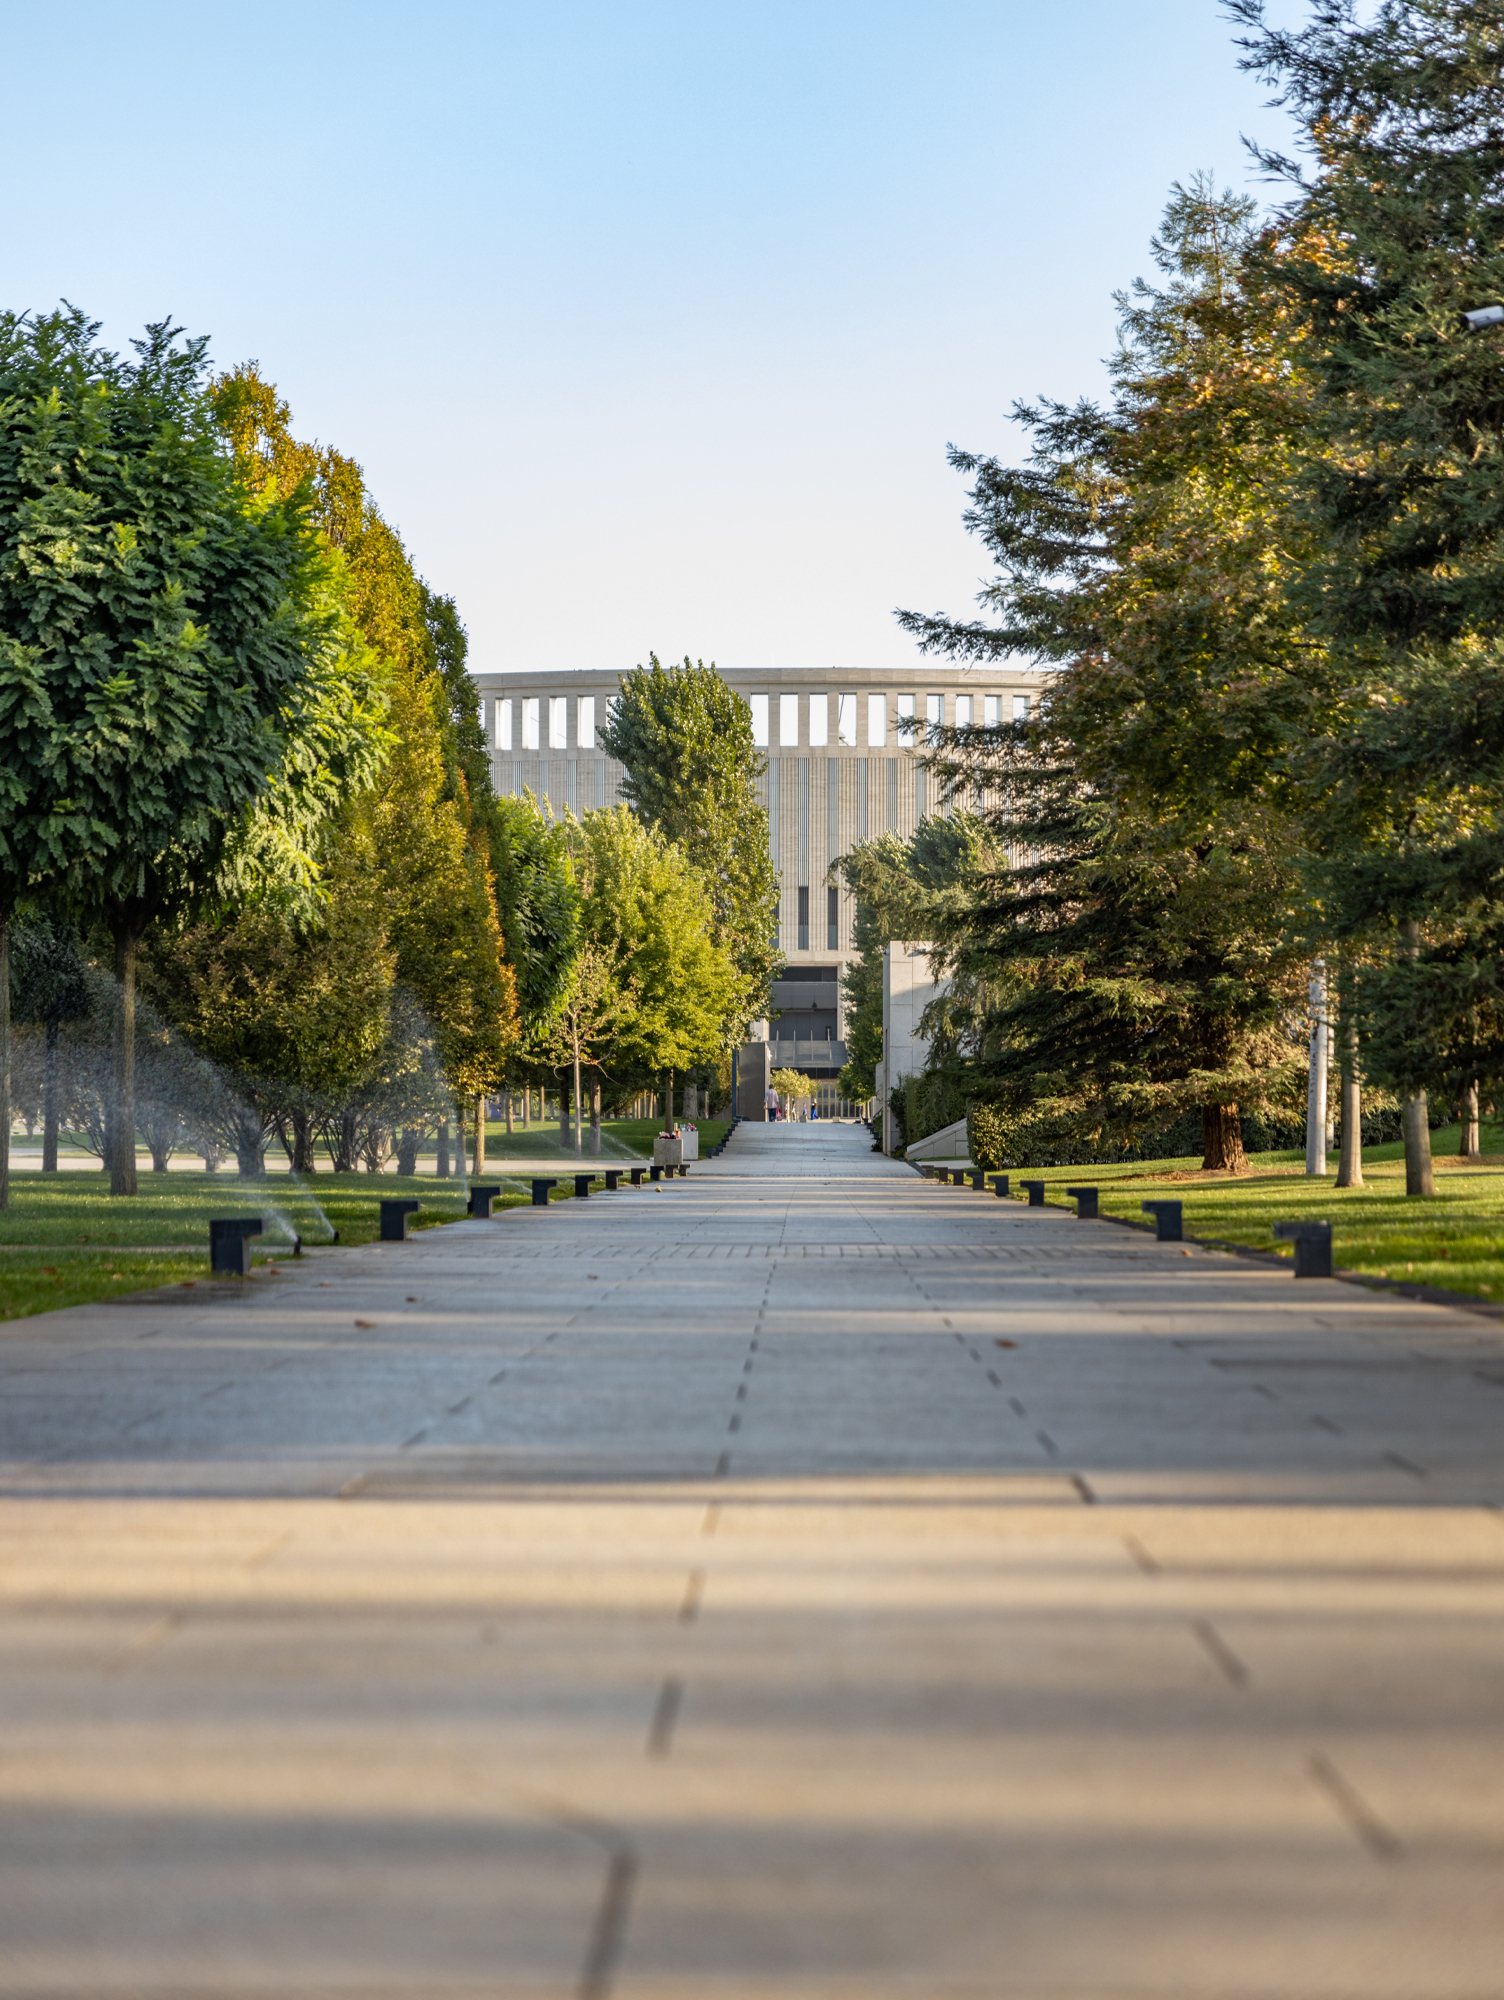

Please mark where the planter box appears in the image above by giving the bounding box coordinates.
[652,1128,700,1167]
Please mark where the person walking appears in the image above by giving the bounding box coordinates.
[764,1084,779,1123]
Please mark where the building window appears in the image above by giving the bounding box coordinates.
[549,696,567,749]
[578,696,595,749]
[798,885,809,952]
[809,694,828,747]
[836,693,856,746]
[984,694,1000,727]
[955,694,972,727]
[750,693,769,746]
[498,698,513,751]
[522,697,540,750]
[1013,694,1031,721]
[867,693,886,747]
[779,693,799,746]
[827,884,838,949]
[896,693,916,737]
[926,693,944,738]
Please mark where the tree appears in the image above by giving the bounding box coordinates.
[601,655,779,1035]
[1232,0,1504,1191]
[895,182,1318,1169]
[144,820,395,1175]
[564,806,742,1094]
[9,915,89,1171]
[210,362,519,1152]
[0,310,384,1196]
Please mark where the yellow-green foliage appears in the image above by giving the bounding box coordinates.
[967,1102,1008,1171]
[208,365,518,1098]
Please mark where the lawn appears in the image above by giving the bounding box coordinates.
[0,1139,721,1323]
[978,1121,1504,1302]
[479,1115,732,1159]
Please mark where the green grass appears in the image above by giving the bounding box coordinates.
[480,1115,732,1160]
[0,1246,213,1322]
[984,1121,1504,1302]
[0,1146,711,1323]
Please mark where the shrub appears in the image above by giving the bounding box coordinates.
[967,1103,1008,1171]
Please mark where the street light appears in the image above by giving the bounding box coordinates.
[1463,305,1504,329]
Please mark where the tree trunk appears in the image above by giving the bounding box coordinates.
[473,1094,486,1175]
[110,927,138,1197]
[234,1102,266,1179]
[397,1127,419,1176]
[1460,1081,1480,1159]
[505,1092,514,1137]
[1403,1091,1435,1196]
[1200,1102,1246,1173]
[42,1014,58,1173]
[559,1077,572,1149]
[1336,1012,1363,1188]
[1304,958,1329,1176]
[453,1102,467,1179]
[1399,921,1435,1196]
[572,1036,583,1156]
[589,1070,601,1156]
[522,1088,530,1129]
[0,917,10,1213]
[436,1117,450,1178]
[292,1108,317,1173]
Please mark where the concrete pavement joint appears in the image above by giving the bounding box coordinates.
[1308,1753,1404,1861]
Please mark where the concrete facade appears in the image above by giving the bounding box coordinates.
[878,938,947,1152]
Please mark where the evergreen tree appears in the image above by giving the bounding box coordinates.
[1234,0,1504,1188]
[601,655,779,1033]
[897,182,1317,1168]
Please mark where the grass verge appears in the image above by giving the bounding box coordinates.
[979,1121,1504,1302]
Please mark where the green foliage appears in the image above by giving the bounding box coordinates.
[600,654,779,1028]
[0,314,384,931]
[1229,1,1504,1111]
[898,184,1316,1170]
[489,793,583,1042]
[770,1067,816,1103]
[565,806,743,1083]
[966,1102,1008,1172]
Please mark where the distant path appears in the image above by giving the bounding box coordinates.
[0,1122,1499,1992]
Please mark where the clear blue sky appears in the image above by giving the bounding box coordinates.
[0,1,1303,678]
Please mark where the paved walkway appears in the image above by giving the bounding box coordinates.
[1,1119,1500,1996]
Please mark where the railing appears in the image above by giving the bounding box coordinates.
[771,1039,846,1067]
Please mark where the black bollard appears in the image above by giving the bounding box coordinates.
[468,1184,502,1219]
[988,1175,1010,1199]
[650,1165,662,1183]
[1274,1219,1333,1278]
[1142,1199,1183,1241]
[629,1168,646,1187]
[1065,1185,1099,1218]
[530,1178,558,1208]
[573,1174,594,1199]
[604,1170,621,1191]
[210,1216,265,1276]
[968,1169,987,1191]
[1021,1180,1047,1207]
[380,1199,421,1242]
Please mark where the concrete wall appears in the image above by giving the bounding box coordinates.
[881,942,946,1155]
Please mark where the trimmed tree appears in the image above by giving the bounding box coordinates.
[0,309,383,1195]
[600,655,779,1035]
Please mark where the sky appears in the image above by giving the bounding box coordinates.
[0,1,1307,680]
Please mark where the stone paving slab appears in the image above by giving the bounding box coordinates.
[0,1118,1499,1994]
